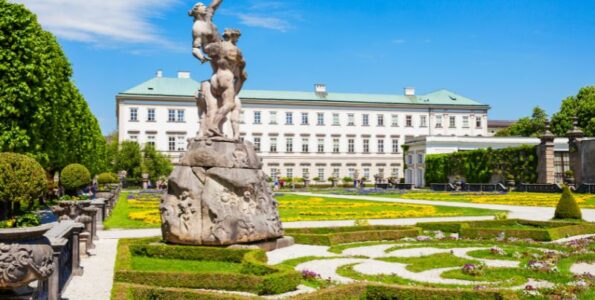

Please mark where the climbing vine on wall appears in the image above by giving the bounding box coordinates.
[424,145,538,184]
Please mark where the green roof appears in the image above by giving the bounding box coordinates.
[120,76,487,107]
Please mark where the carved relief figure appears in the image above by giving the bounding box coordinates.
[177,192,196,234]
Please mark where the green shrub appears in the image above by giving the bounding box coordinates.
[554,186,582,220]
[0,153,47,222]
[286,226,420,246]
[61,163,91,194]
[425,145,538,185]
[97,172,119,185]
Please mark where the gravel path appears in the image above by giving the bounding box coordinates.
[294,192,595,222]
[570,262,595,275]
[267,244,337,265]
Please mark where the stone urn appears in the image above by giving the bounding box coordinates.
[0,224,55,298]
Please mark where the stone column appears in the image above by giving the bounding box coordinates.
[537,122,555,184]
[567,117,585,185]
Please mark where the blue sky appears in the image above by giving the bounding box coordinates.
[15,0,595,134]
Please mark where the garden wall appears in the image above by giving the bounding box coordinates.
[424,145,538,185]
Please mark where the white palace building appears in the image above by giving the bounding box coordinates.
[117,71,490,182]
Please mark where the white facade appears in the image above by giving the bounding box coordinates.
[404,136,570,187]
[117,73,490,183]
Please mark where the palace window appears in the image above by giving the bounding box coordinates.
[318,168,325,180]
[317,138,325,153]
[270,168,278,179]
[301,112,309,125]
[147,109,155,122]
[286,168,293,178]
[377,114,384,126]
[348,168,355,178]
[176,135,186,151]
[332,138,340,153]
[147,135,156,147]
[302,168,309,177]
[332,113,340,126]
[168,109,175,122]
[405,115,413,127]
[317,113,324,125]
[269,111,277,124]
[392,139,399,153]
[302,138,309,153]
[348,139,355,153]
[391,168,399,177]
[420,115,427,128]
[129,135,138,142]
[254,111,261,124]
[449,116,456,128]
[417,154,424,164]
[270,137,277,153]
[332,168,340,178]
[168,136,175,151]
[285,112,293,125]
[347,114,355,126]
[253,137,261,152]
[362,114,369,126]
[363,139,370,153]
[436,115,443,128]
[377,139,384,153]
[177,110,185,122]
[363,168,370,179]
[391,114,399,127]
[286,137,293,153]
[463,116,470,128]
[130,108,138,121]
[476,117,482,128]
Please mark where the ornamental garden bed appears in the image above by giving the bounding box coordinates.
[112,238,301,297]
[417,219,595,241]
[284,225,421,245]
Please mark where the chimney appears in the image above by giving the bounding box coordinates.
[404,87,415,96]
[177,71,190,79]
[156,69,163,78]
[315,83,327,96]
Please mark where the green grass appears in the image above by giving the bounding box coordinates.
[131,256,244,274]
[378,253,480,272]
[105,192,502,229]
[277,194,501,222]
[440,267,573,287]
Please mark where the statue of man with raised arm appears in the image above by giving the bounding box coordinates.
[189,0,222,64]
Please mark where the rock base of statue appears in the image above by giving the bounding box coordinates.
[160,139,284,246]
[228,236,294,252]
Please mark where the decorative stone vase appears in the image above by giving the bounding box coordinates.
[0,224,55,297]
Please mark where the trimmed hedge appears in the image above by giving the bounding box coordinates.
[425,145,538,185]
[97,172,119,185]
[111,283,255,300]
[417,219,595,241]
[114,238,300,296]
[285,226,421,246]
[61,163,91,192]
[554,186,582,220]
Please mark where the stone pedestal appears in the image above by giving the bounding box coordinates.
[537,128,555,184]
[160,139,283,246]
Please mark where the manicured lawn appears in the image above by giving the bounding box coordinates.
[104,192,502,229]
[379,253,479,272]
[131,256,243,273]
[336,191,595,208]
[277,194,501,222]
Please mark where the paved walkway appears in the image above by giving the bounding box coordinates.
[294,192,595,222]
[62,193,595,299]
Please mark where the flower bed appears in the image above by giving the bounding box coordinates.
[285,225,421,246]
[417,219,595,241]
[113,238,300,296]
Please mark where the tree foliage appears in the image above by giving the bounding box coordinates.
[0,1,107,174]
[142,144,173,181]
[550,86,595,137]
[0,152,47,220]
[61,163,91,194]
[113,141,143,179]
[495,107,548,137]
[424,145,538,185]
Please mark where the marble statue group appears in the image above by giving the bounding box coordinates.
[158,0,287,248]
[190,0,247,140]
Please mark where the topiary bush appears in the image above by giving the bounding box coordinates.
[0,153,47,223]
[61,163,91,194]
[554,186,582,220]
[97,172,118,185]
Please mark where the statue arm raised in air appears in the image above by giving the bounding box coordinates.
[208,0,223,15]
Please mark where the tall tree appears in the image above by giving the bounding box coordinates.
[550,86,595,137]
[0,1,107,173]
[113,141,142,179]
[495,106,548,137]
[142,144,173,181]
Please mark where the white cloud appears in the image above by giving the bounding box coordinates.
[11,0,179,49]
[234,13,291,32]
